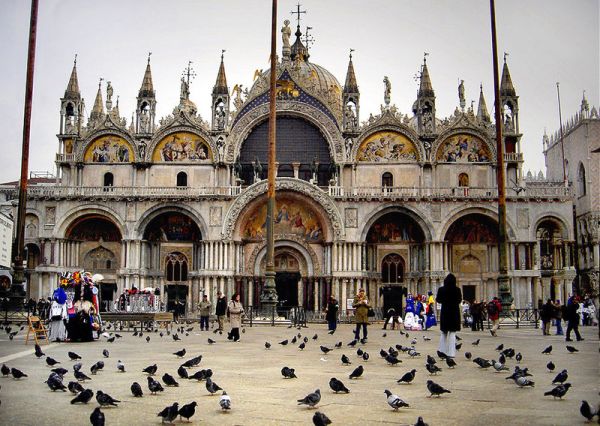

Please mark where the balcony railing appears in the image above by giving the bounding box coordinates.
[504,152,523,162]
[27,185,242,199]
[56,153,76,162]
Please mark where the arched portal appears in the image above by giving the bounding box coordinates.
[445,213,498,302]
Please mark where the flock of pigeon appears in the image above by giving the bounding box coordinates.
[0,320,598,425]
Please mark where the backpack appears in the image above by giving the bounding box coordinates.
[487,301,498,316]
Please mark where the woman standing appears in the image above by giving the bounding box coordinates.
[436,273,462,358]
[352,288,370,341]
[227,293,244,342]
[325,296,339,332]
[49,287,68,342]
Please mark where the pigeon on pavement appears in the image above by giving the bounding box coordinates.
[68,351,81,361]
[1,364,9,376]
[349,365,364,379]
[34,344,45,358]
[426,380,451,397]
[281,366,298,379]
[10,367,27,379]
[147,376,164,394]
[68,381,84,394]
[341,354,351,365]
[178,401,197,422]
[552,369,568,384]
[384,389,409,410]
[206,378,223,394]
[579,400,596,421]
[117,360,125,372]
[312,411,332,426]
[102,349,109,358]
[96,390,120,407]
[397,369,417,384]
[328,377,349,393]
[219,391,231,410]
[46,373,67,392]
[426,363,442,375]
[90,407,105,426]
[297,389,321,407]
[143,364,158,375]
[131,381,143,397]
[157,402,179,424]
[566,345,579,353]
[173,349,186,358]
[46,357,60,367]
[320,346,332,354]
[162,373,179,387]
[70,388,93,404]
[542,345,553,355]
[265,342,271,349]
[546,360,555,371]
[177,365,188,379]
[544,383,572,399]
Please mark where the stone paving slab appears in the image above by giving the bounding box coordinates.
[0,323,598,425]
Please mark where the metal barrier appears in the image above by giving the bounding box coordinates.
[486,308,539,329]
[243,306,307,327]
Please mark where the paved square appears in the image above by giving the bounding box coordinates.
[0,323,598,425]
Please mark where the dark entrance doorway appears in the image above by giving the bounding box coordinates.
[166,285,188,318]
[275,272,299,309]
[381,286,407,315]
[99,283,117,312]
[463,285,476,303]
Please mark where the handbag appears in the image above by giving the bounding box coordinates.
[367,308,375,317]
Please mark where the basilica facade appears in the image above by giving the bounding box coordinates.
[21,22,577,315]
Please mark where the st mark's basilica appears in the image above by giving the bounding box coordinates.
[18,18,581,316]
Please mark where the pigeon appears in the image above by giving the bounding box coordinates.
[172,334,181,341]
[68,351,81,361]
[1,364,9,377]
[106,336,115,343]
[552,369,568,384]
[385,354,402,366]
[313,411,332,426]
[426,363,442,375]
[499,353,506,364]
[74,370,91,382]
[334,341,342,348]
[312,334,318,340]
[90,407,105,426]
[279,339,289,346]
[426,355,437,365]
[454,343,462,351]
[464,352,472,360]
[303,336,309,343]
[514,376,535,387]
[157,402,179,424]
[349,365,364,379]
[382,332,387,338]
[427,380,451,397]
[493,360,509,372]
[472,339,480,346]
[320,346,332,354]
[542,345,553,354]
[329,377,349,393]
[143,364,158,375]
[71,388,93,404]
[68,381,84,394]
[356,348,364,357]
[298,389,321,407]
[546,360,555,371]
[579,400,596,421]
[495,343,504,352]
[146,336,150,343]
[281,366,297,379]
[397,369,417,384]
[291,337,297,344]
[445,357,457,369]
[219,391,231,410]
[341,354,351,365]
[347,339,358,347]
[206,378,222,394]
[414,416,429,426]
[265,342,271,349]
[384,389,409,410]
[380,349,389,358]
[102,349,109,358]
[52,367,68,376]
[34,343,45,358]
[130,381,143,397]
[162,373,179,387]
[46,356,60,367]
[117,360,125,372]
[177,365,189,379]
[73,362,82,372]
[360,338,367,345]
[362,352,370,361]
[437,351,448,360]
[189,370,209,381]
[178,401,197,422]
[566,345,579,353]
[96,390,120,407]
[147,376,164,394]
[46,373,67,392]
[473,357,493,369]
[408,349,420,357]
[181,356,202,368]
[502,348,515,358]
[173,349,186,358]
[515,352,522,363]
[90,363,100,375]
[208,338,216,344]
[298,342,306,350]
[423,335,431,342]
[544,383,572,399]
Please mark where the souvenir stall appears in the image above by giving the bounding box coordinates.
[60,270,102,342]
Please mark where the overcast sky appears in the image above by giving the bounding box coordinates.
[1,0,598,183]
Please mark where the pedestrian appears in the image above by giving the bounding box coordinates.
[565,296,584,342]
[215,291,227,334]
[382,307,397,330]
[48,287,68,342]
[540,299,554,336]
[325,296,339,332]
[461,300,471,327]
[436,273,462,357]
[415,296,425,329]
[487,296,502,337]
[352,288,370,341]
[227,293,244,342]
[553,300,564,335]
[198,294,212,331]
[425,294,437,330]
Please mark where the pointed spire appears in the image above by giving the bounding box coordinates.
[64,54,81,99]
[139,52,155,98]
[418,56,434,97]
[343,49,358,93]
[89,78,104,121]
[477,84,490,122]
[581,90,589,114]
[290,25,309,62]
[213,50,228,95]
[500,53,516,96]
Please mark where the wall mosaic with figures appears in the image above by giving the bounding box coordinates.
[152,132,211,162]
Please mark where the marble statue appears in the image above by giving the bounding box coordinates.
[383,76,391,107]
[282,20,291,49]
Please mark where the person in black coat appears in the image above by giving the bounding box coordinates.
[215,291,227,334]
[565,296,583,342]
[325,296,339,332]
[436,273,462,357]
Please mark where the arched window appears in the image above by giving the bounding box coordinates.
[165,252,188,282]
[103,172,114,190]
[176,171,188,187]
[458,173,469,187]
[382,172,393,187]
[578,163,587,196]
[381,253,404,283]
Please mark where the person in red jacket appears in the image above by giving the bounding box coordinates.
[487,296,502,337]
